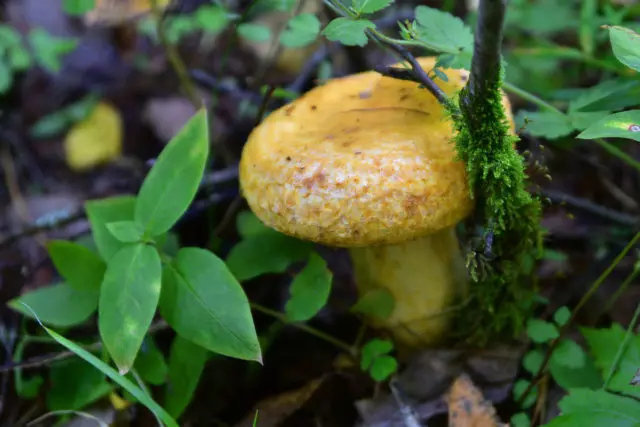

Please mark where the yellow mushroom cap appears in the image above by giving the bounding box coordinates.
[239,57,513,247]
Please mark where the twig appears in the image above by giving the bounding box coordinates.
[150,0,201,109]
[0,321,168,373]
[517,231,640,405]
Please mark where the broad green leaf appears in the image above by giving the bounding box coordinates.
[360,339,393,370]
[280,14,320,48]
[24,309,179,427]
[550,339,586,369]
[569,111,611,132]
[47,358,112,411]
[568,79,639,112]
[582,324,640,398]
[516,110,574,139]
[134,337,168,386]
[577,110,640,142]
[544,388,640,427]
[252,0,296,13]
[85,195,136,261]
[285,253,332,322]
[164,336,209,419]
[160,248,261,362]
[549,352,602,391]
[526,319,559,343]
[522,349,544,375]
[62,0,95,15]
[28,29,78,72]
[99,243,162,374]
[512,379,537,409]
[106,220,144,243]
[510,413,531,427]
[236,210,270,238]
[352,0,393,15]
[47,240,106,291]
[17,375,43,399]
[553,306,571,326]
[0,63,12,94]
[351,288,395,320]
[135,109,209,237]
[609,26,640,72]
[195,5,230,33]
[8,283,98,327]
[225,230,313,281]
[8,46,31,71]
[505,0,578,36]
[370,355,397,382]
[322,18,375,47]
[238,23,272,42]
[414,6,473,54]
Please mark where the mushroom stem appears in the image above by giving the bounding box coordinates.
[348,227,468,348]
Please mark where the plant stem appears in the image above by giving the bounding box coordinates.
[593,138,640,173]
[150,0,201,109]
[600,264,640,318]
[250,303,357,357]
[518,231,640,405]
[604,301,640,390]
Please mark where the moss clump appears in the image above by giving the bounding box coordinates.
[447,81,544,346]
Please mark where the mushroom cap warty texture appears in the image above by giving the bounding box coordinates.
[240,57,514,247]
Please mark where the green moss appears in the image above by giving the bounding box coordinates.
[447,81,544,346]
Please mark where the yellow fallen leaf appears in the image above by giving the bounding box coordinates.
[86,0,172,25]
[64,102,123,171]
[109,391,132,411]
[446,374,508,427]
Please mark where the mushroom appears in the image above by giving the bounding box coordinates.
[239,57,514,348]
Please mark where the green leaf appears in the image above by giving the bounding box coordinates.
[526,319,559,344]
[28,29,78,73]
[8,283,98,327]
[352,0,393,15]
[24,308,179,427]
[284,253,332,322]
[322,18,375,47]
[280,14,320,48]
[510,412,531,427]
[609,26,640,72]
[523,348,544,375]
[8,46,31,71]
[62,0,95,15]
[360,339,393,370]
[369,355,397,382]
[160,247,261,362]
[106,220,144,243]
[47,240,106,291]
[568,79,639,113]
[549,352,602,391]
[195,5,230,33]
[238,23,272,42]
[505,0,578,36]
[414,6,473,54]
[98,243,162,374]
[225,230,313,281]
[544,388,640,427]
[85,195,137,261]
[551,339,586,369]
[164,336,209,419]
[47,358,112,411]
[17,375,43,399]
[135,109,209,237]
[0,63,12,94]
[512,379,537,409]
[351,288,395,320]
[236,210,270,238]
[582,324,640,398]
[134,337,168,386]
[577,110,640,142]
[553,306,571,327]
[253,0,296,13]
[516,110,575,139]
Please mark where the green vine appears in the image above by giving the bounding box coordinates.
[448,78,544,345]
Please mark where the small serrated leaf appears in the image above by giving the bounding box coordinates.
[322,18,375,47]
[526,319,559,343]
[280,13,320,48]
[352,0,393,14]
[553,306,571,326]
[414,6,473,54]
[551,339,586,369]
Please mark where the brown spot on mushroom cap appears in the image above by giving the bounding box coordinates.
[239,57,515,247]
